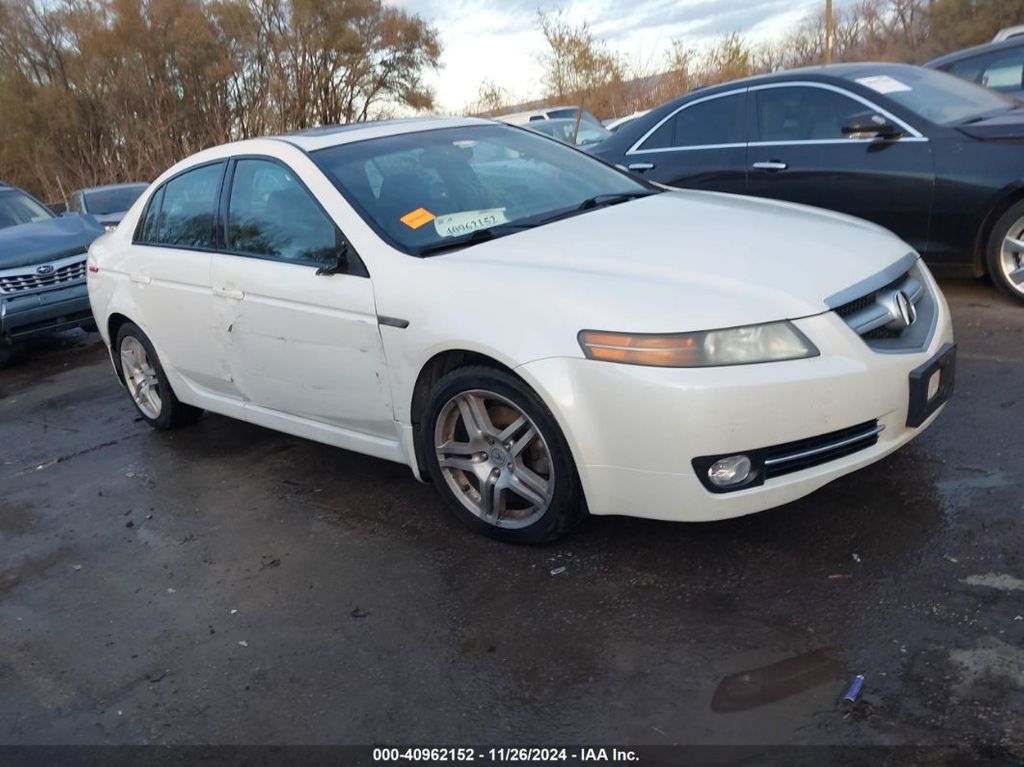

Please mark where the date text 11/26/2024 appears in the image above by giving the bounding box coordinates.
[372,747,640,762]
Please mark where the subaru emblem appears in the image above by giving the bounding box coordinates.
[36,264,55,275]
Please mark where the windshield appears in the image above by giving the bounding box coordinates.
[311,124,650,255]
[0,189,55,230]
[844,67,1014,125]
[83,184,148,215]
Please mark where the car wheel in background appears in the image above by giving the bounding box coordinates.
[423,366,586,544]
[987,200,1024,303]
[115,322,203,429]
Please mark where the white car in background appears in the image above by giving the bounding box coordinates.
[87,118,955,543]
[496,106,603,127]
[604,110,650,132]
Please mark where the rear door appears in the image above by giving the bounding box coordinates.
[129,162,232,400]
[622,89,749,192]
[745,83,935,253]
[210,156,395,441]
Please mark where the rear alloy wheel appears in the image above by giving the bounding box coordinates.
[987,201,1024,303]
[424,366,585,543]
[115,322,202,429]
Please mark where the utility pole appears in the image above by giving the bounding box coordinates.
[825,0,834,65]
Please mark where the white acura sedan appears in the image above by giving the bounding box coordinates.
[87,118,955,543]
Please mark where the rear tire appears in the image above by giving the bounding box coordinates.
[986,200,1024,303]
[114,322,202,429]
[422,365,586,544]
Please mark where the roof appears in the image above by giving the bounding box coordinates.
[275,116,488,152]
[77,182,149,194]
[926,38,1024,68]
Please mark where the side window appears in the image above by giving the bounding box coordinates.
[640,94,746,150]
[69,193,83,214]
[980,53,1024,92]
[137,187,165,242]
[139,163,223,248]
[226,159,337,266]
[948,49,1024,92]
[756,87,866,142]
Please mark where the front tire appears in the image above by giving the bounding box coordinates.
[422,366,586,544]
[986,201,1024,303]
[115,322,202,429]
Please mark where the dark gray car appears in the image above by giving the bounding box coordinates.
[0,182,104,361]
[927,38,1024,100]
[67,182,149,230]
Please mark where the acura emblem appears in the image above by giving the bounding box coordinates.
[891,290,917,329]
[36,264,55,275]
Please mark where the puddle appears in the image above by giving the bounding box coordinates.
[962,573,1024,593]
[934,470,1011,513]
[711,648,845,713]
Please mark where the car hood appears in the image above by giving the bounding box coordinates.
[0,214,104,270]
[438,190,913,331]
[957,109,1024,141]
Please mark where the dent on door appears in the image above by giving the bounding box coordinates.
[213,256,396,440]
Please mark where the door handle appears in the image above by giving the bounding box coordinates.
[627,162,655,172]
[213,286,244,300]
[130,273,151,285]
[752,161,788,171]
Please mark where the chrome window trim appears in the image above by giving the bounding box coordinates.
[627,80,927,156]
[628,88,747,155]
[750,81,925,140]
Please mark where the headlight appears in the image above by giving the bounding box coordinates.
[577,322,819,367]
[104,224,116,232]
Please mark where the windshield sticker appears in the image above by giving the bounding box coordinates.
[433,208,508,238]
[400,207,436,229]
[855,75,912,94]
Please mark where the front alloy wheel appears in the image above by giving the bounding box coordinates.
[434,389,555,529]
[424,366,585,543]
[998,217,1024,299]
[987,201,1024,303]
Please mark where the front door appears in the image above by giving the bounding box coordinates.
[745,83,935,254]
[211,157,395,441]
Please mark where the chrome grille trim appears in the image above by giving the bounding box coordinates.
[833,260,937,353]
[764,423,885,468]
[0,252,88,295]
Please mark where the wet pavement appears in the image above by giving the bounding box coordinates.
[0,278,1022,751]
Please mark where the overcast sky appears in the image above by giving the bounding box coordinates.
[387,0,854,112]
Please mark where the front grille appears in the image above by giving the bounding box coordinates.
[0,256,87,294]
[762,420,883,479]
[833,261,936,353]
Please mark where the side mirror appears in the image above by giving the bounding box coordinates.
[315,231,350,277]
[841,112,905,140]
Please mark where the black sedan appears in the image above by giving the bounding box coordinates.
[587,63,1024,303]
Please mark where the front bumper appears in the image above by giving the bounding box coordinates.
[516,293,954,523]
[0,282,93,342]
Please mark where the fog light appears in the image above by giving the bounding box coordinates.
[707,455,752,487]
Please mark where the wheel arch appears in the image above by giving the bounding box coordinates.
[408,349,521,481]
[106,312,134,385]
